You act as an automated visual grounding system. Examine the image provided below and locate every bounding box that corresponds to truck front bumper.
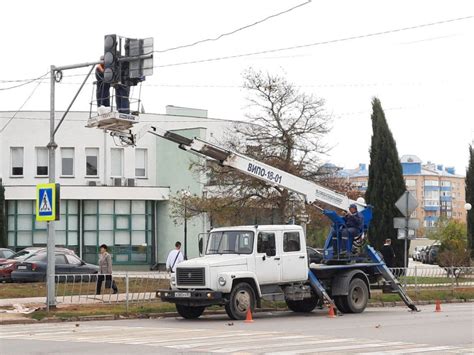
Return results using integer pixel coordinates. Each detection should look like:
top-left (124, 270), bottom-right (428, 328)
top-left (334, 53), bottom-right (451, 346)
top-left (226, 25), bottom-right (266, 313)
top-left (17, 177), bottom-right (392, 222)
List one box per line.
top-left (157, 289), bottom-right (226, 307)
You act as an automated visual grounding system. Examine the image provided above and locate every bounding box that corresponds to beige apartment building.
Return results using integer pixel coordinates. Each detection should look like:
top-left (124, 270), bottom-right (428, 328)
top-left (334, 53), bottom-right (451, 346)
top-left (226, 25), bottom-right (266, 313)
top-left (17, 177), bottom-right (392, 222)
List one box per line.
top-left (342, 155), bottom-right (466, 236)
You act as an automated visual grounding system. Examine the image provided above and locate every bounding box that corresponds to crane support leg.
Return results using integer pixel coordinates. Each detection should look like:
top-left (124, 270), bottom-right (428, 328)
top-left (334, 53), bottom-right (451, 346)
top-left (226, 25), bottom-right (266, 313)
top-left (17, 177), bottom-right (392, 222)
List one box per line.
top-left (308, 271), bottom-right (336, 309)
top-left (366, 245), bottom-right (419, 311)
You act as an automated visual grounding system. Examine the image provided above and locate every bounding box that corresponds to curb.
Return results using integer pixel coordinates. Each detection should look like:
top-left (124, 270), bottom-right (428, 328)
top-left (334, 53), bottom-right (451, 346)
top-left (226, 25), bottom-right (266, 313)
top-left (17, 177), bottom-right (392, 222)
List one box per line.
top-left (0, 300), bottom-right (471, 325)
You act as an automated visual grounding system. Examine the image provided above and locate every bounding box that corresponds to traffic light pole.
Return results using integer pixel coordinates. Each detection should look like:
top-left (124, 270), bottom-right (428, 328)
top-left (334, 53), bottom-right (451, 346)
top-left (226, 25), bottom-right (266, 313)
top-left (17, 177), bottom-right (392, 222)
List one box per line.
top-left (45, 48), bottom-right (149, 309)
top-left (46, 66), bottom-right (57, 311)
top-left (46, 60), bottom-right (99, 311)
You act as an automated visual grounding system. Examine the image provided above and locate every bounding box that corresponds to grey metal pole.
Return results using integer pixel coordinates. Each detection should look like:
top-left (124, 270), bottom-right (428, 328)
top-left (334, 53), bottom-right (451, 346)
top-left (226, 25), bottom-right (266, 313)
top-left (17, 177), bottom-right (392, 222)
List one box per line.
top-left (46, 65), bottom-right (57, 310)
top-left (125, 272), bottom-right (129, 313)
top-left (54, 65), bottom-right (94, 135)
top-left (405, 191), bottom-right (409, 268)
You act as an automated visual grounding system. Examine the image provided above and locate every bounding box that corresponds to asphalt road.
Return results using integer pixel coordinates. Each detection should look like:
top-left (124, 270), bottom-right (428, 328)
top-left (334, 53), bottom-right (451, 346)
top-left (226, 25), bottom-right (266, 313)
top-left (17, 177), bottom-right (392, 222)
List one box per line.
top-left (1, 303), bottom-right (472, 354)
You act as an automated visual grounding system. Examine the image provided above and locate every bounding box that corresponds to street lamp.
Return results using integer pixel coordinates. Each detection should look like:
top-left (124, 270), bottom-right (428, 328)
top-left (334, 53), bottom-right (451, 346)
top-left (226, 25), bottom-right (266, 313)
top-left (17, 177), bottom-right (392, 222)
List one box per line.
top-left (179, 189), bottom-right (191, 260)
top-left (465, 203), bottom-right (472, 211)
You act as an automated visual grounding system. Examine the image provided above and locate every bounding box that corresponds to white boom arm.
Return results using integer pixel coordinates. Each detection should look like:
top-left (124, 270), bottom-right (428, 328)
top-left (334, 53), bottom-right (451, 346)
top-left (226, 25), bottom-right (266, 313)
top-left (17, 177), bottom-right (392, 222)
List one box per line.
top-left (147, 126), bottom-right (362, 211)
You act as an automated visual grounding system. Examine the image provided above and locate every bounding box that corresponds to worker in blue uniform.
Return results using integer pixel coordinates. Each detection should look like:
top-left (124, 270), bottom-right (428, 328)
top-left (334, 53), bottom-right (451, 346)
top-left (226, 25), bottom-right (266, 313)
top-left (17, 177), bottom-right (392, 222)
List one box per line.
top-left (341, 203), bottom-right (364, 255)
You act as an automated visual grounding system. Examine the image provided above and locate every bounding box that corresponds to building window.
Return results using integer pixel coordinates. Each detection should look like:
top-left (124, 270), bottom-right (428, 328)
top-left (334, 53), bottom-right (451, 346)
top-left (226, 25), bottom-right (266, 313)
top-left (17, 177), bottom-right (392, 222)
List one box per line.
top-left (36, 147), bottom-right (48, 176)
top-left (11, 147), bottom-right (24, 176)
top-left (85, 148), bottom-right (99, 176)
top-left (405, 179), bottom-right (416, 187)
top-left (424, 180), bottom-right (439, 187)
top-left (135, 148), bottom-right (147, 178)
top-left (441, 181), bottom-right (451, 187)
top-left (82, 200), bottom-right (153, 264)
top-left (6, 200), bottom-right (79, 253)
top-left (61, 148), bottom-right (75, 176)
top-left (111, 148), bottom-right (123, 177)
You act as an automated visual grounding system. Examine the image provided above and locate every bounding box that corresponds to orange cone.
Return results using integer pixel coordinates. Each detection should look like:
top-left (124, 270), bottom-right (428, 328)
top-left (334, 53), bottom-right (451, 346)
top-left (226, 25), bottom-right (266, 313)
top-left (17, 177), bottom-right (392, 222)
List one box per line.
top-left (244, 308), bottom-right (254, 323)
top-left (435, 300), bottom-right (441, 312)
top-left (328, 304), bottom-right (336, 318)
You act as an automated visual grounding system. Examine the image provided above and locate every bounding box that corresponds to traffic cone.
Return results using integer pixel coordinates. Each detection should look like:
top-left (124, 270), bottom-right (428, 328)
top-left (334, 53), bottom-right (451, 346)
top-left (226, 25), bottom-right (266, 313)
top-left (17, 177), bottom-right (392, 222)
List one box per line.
top-left (328, 304), bottom-right (336, 318)
top-left (244, 308), bottom-right (254, 323)
top-left (435, 300), bottom-right (441, 312)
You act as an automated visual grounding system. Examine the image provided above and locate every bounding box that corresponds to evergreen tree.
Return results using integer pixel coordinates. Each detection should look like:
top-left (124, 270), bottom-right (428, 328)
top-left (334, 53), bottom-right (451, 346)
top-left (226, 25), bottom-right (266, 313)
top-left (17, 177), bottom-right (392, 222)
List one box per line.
top-left (365, 98), bottom-right (407, 266)
top-left (466, 145), bottom-right (474, 258)
top-left (0, 179), bottom-right (6, 248)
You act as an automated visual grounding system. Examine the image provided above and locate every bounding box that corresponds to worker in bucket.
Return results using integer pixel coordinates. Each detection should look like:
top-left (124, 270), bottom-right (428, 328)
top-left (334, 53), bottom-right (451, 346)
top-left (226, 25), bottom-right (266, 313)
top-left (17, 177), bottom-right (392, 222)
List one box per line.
top-left (95, 56), bottom-right (111, 115)
top-left (341, 204), bottom-right (364, 255)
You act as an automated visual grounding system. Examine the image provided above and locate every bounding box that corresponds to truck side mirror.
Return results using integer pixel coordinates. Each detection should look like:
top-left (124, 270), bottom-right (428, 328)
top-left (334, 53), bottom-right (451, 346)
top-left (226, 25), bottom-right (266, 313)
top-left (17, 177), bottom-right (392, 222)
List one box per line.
top-left (198, 237), bottom-right (203, 257)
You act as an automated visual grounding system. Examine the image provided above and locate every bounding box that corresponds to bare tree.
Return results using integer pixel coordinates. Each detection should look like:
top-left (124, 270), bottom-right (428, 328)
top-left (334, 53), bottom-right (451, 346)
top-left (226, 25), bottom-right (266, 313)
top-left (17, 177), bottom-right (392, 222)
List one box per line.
top-left (180, 68), bottom-right (333, 225)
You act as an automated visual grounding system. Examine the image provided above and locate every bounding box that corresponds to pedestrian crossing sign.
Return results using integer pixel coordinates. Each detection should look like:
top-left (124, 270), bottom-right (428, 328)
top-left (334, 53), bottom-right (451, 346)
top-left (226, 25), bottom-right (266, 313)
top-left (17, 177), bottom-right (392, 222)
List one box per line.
top-left (36, 183), bottom-right (60, 221)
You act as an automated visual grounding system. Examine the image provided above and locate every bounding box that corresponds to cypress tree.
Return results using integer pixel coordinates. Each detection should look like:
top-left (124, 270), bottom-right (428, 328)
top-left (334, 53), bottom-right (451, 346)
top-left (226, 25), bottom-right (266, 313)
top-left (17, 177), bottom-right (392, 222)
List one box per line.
top-left (365, 97), bottom-right (407, 266)
top-left (466, 145), bottom-right (474, 258)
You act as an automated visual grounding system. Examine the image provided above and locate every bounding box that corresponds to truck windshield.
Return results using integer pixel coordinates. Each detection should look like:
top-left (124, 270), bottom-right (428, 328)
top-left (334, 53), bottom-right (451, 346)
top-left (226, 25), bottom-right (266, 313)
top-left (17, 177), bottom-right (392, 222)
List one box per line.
top-left (207, 231), bottom-right (254, 255)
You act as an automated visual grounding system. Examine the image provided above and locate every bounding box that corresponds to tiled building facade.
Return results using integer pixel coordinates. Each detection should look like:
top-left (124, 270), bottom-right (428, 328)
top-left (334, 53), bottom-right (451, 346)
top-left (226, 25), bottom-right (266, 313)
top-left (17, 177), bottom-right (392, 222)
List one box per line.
top-left (342, 155), bottom-right (466, 235)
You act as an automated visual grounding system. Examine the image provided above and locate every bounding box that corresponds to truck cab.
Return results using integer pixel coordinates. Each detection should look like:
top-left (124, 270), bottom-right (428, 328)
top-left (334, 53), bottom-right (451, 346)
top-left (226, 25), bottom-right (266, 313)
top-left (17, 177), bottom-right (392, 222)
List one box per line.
top-left (158, 225), bottom-right (314, 320)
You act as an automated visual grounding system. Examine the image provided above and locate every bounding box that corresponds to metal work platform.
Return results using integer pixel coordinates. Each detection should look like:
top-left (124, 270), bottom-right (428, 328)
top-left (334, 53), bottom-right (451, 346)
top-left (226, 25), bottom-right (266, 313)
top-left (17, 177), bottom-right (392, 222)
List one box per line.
top-left (86, 111), bottom-right (139, 132)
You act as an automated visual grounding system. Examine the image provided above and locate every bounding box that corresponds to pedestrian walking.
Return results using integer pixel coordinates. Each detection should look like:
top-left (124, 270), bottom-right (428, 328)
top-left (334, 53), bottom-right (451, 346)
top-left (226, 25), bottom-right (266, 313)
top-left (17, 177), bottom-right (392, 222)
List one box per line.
top-left (96, 244), bottom-right (118, 294)
top-left (381, 238), bottom-right (396, 267)
top-left (166, 241), bottom-right (184, 273)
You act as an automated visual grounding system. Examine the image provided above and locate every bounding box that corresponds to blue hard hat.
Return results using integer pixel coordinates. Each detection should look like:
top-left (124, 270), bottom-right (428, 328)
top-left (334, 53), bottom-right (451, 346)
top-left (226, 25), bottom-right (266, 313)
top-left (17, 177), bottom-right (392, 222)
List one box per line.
top-left (349, 204), bottom-right (357, 210)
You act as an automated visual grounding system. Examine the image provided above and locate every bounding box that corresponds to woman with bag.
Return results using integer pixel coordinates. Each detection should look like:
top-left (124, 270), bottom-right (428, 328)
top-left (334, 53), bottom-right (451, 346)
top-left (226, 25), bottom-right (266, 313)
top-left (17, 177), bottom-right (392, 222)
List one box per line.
top-left (96, 244), bottom-right (118, 294)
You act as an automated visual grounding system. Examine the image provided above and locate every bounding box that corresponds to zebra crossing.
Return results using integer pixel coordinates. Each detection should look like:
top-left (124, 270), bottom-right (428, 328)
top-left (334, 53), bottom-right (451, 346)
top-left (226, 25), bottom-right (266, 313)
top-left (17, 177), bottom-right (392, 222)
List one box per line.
top-left (0, 323), bottom-right (472, 354)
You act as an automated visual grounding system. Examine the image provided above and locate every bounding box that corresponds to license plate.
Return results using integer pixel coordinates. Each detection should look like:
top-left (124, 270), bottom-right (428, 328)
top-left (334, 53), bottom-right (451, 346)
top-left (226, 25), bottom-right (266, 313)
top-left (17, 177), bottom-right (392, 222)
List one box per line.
top-left (174, 292), bottom-right (191, 298)
top-left (17, 266), bottom-right (27, 270)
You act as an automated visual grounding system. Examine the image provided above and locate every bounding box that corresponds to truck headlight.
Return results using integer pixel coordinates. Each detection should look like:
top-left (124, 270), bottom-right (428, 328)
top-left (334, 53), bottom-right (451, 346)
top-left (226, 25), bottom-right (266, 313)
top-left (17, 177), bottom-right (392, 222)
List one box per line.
top-left (218, 276), bottom-right (226, 286)
top-left (170, 275), bottom-right (176, 286)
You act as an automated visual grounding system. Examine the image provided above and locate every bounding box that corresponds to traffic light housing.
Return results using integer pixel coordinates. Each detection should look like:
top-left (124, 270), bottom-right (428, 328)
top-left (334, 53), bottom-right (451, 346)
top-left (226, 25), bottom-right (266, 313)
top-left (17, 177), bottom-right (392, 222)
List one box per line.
top-left (103, 34), bottom-right (119, 83)
top-left (125, 38), bottom-right (153, 83)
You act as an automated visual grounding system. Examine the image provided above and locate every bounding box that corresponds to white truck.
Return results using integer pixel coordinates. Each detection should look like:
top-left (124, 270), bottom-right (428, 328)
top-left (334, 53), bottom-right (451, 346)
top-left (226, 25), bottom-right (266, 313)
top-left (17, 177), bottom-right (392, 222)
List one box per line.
top-left (145, 127), bottom-right (418, 319)
top-left (159, 224), bottom-right (377, 319)
top-left (85, 117), bottom-right (418, 319)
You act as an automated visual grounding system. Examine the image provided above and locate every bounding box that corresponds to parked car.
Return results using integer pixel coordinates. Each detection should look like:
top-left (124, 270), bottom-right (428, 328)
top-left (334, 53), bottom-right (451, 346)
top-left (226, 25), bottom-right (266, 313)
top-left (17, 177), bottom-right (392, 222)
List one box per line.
top-left (427, 245), bottom-right (440, 265)
top-left (0, 248), bottom-right (15, 260)
top-left (307, 246), bottom-right (324, 264)
top-left (0, 247), bottom-right (77, 282)
top-left (11, 251), bottom-right (98, 283)
top-left (412, 246), bottom-right (424, 262)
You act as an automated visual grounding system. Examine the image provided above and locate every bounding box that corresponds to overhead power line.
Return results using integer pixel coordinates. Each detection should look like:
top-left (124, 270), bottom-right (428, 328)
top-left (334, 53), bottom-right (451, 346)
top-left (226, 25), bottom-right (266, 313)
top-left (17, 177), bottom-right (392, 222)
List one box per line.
top-left (154, 15), bottom-right (474, 68)
top-left (0, 71), bottom-right (50, 91)
top-left (0, 75), bottom-right (48, 133)
top-left (155, 0), bottom-right (312, 53)
top-left (2, 14), bottom-right (471, 87)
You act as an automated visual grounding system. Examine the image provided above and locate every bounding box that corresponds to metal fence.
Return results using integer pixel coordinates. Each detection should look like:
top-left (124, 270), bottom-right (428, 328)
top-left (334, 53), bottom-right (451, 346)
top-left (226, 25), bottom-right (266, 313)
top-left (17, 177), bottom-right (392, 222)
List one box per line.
top-left (1, 267), bottom-right (473, 309)
top-left (387, 267), bottom-right (474, 291)
top-left (53, 272), bottom-right (170, 310)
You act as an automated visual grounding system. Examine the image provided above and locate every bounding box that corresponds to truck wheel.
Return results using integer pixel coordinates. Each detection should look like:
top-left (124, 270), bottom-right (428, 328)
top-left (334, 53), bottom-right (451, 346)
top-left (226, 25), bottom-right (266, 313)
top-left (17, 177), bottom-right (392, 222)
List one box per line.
top-left (344, 278), bottom-right (368, 313)
top-left (334, 296), bottom-right (350, 313)
top-left (225, 282), bottom-right (256, 320)
top-left (175, 304), bottom-right (205, 319)
top-left (286, 297), bottom-right (318, 313)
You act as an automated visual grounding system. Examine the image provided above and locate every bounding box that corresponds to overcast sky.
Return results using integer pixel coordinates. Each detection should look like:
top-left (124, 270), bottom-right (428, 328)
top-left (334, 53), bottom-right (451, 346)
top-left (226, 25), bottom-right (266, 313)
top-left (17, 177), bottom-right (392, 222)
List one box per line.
top-left (1, 0), bottom-right (473, 175)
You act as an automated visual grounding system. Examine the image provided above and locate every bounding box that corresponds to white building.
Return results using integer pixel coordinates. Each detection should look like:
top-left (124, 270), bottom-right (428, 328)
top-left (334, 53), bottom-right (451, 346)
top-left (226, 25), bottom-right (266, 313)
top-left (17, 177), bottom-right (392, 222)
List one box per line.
top-left (0, 106), bottom-right (233, 269)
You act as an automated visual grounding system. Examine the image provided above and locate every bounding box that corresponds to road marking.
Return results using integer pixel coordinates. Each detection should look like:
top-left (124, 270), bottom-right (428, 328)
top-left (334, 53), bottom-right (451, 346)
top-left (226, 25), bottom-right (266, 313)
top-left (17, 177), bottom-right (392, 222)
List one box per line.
top-left (0, 323), bottom-right (469, 354)
top-left (362, 346), bottom-right (465, 354)
top-left (212, 338), bottom-right (359, 353)
top-left (131, 331), bottom-right (278, 346)
top-left (169, 334), bottom-right (310, 350)
top-left (268, 342), bottom-right (406, 354)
